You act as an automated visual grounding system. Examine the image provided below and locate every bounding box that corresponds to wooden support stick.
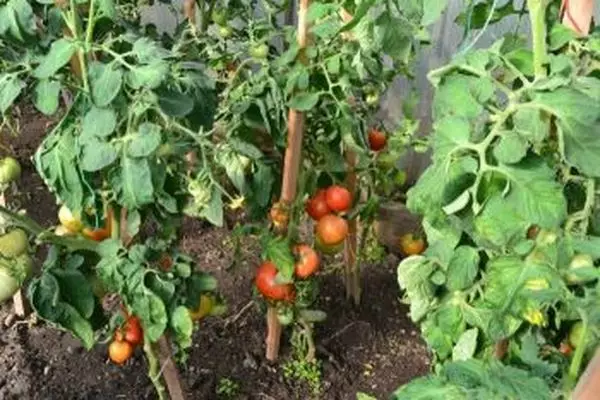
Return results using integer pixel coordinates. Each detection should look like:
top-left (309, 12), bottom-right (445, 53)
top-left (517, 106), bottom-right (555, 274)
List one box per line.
top-left (343, 151), bottom-right (360, 305)
top-left (265, 0), bottom-right (311, 362)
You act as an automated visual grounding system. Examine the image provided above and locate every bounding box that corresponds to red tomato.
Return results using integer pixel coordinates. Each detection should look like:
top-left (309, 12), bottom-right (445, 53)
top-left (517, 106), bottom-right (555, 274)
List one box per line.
top-left (109, 340), bottom-right (134, 365)
top-left (368, 129), bottom-right (387, 151)
top-left (294, 244), bottom-right (320, 279)
top-left (316, 214), bottom-right (349, 246)
top-left (399, 234), bottom-right (426, 256)
top-left (158, 253), bottom-right (173, 271)
top-left (325, 185), bottom-right (352, 213)
top-left (124, 316), bottom-right (143, 346)
top-left (255, 262), bottom-right (296, 302)
top-left (305, 190), bottom-right (330, 220)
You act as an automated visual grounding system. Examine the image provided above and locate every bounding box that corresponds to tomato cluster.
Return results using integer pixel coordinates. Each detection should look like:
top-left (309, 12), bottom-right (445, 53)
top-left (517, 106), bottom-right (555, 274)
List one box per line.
top-left (56, 205), bottom-right (112, 242)
top-left (109, 313), bottom-right (143, 365)
top-left (306, 185), bottom-right (352, 249)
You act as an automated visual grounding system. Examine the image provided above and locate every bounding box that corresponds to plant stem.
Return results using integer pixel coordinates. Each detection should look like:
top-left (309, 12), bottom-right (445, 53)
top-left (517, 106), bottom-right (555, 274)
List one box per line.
top-left (68, 0), bottom-right (90, 92)
top-left (565, 316), bottom-right (588, 392)
top-left (527, 0), bottom-right (548, 78)
top-left (144, 340), bottom-right (167, 400)
top-left (0, 205), bottom-right (100, 252)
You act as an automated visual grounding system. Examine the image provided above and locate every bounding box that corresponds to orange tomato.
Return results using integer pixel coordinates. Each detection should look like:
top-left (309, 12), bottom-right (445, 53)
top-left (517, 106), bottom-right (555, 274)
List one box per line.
top-left (108, 340), bottom-right (134, 365)
top-left (316, 214), bottom-right (349, 246)
top-left (325, 186), bottom-right (352, 213)
top-left (294, 244), bottom-right (320, 279)
top-left (399, 233), bottom-right (426, 256)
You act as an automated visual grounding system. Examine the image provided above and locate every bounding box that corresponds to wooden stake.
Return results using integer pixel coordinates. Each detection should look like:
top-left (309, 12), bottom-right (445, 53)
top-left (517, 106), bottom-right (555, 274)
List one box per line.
top-left (265, 0), bottom-right (311, 362)
top-left (119, 208), bottom-right (186, 399)
top-left (344, 151), bottom-right (360, 305)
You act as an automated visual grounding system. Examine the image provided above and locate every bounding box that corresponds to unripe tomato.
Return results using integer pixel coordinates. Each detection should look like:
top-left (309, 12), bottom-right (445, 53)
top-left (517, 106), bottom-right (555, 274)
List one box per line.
top-left (189, 294), bottom-right (213, 321)
top-left (123, 316), bottom-right (143, 346)
top-left (325, 185), bottom-right (352, 213)
top-left (0, 228), bottom-right (28, 257)
top-left (255, 262), bottom-right (295, 302)
top-left (250, 43), bottom-right (269, 59)
top-left (569, 322), bottom-right (587, 348)
top-left (82, 227), bottom-right (111, 241)
top-left (305, 190), bottom-right (330, 221)
top-left (566, 254), bottom-right (595, 285)
top-left (270, 201), bottom-right (289, 230)
top-left (315, 234), bottom-right (344, 255)
top-left (365, 93), bottom-right (380, 106)
top-left (277, 307), bottom-right (294, 325)
top-left (0, 267), bottom-right (20, 304)
top-left (294, 244), bottom-right (320, 279)
top-left (58, 205), bottom-right (83, 233)
top-left (219, 26), bottom-right (233, 38)
top-left (368, 129), bottom-right (387, 151)
top-left (211, 9), bottom-right (227, 26)
top-left (316, 214), bottom-right (349, 246)
top-left (108, 339), bottom-right (134, 365)
top-left (0, 157), bottom-right (21, 184)
top-left (399, 233), bottom-right (426, 256)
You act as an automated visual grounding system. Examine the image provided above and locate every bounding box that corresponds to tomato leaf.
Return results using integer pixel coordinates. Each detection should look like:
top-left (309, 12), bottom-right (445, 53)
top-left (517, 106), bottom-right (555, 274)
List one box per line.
top-left (33, 79), bottom-right (61, 116)
top-left (263, 236), bottom-right (294, 283)
top-left (288, 92), bottom-right (320, 111)
top-left (446, 247), bottom-right (479, 291)
top-left (126, 62), bottom-right (169, 89)
top-left (451, 328), bottom-right (478, 361)
top-left (33, 38), bottom-right (77, 79)
top-left (0, 74), bottom-right (24, 113)
top-left (170, 306), bottom-right (193, 351)
top-left (116, 156), bottom-right (154, 209)
top-left (132, 37), bottom-right (171, 63)
top-left (80, 138), bottom-right (118, 172)
top-left (200, 187), bottom-right (223, 227)
top-left (89, 62), bottom-right (123, 107)
top-left (156, 88), bottom-right (194, 117)
top-left (127, 122), bottom-right (162, 158)
top-left (82, 107), bottom-right (117, 139)
top-left (53, 269), bottom-right (95, 319)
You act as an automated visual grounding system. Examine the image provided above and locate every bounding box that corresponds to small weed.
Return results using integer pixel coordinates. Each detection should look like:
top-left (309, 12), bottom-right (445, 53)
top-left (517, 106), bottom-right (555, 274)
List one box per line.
top-left (283, 357), bottom-right (322, 395)
top-left (216, 377), bottom-right (240, 399)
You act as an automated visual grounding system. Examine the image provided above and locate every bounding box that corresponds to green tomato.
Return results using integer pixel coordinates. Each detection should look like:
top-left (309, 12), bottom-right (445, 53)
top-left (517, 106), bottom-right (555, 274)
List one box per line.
top-left (212, 9), bottom-right (227, 26)
top-left (0, 229), bottom-right (28, 257)
top-left (249, 44), bottom-right (269, 59)
top-left (277, 307), bottom-right (294, 326)
top-left (0, 157), bottom-right (21, 184)
top-left (0, 253), bottom-right (32, 303)
top-left (569, 322), bottom-right (588, 348)
top-left (218, 26), bottom-right (233, 39)
top-left (365, 93), bottom-right (380, 106)
top-left (566, 254), bottom-right (595, 284)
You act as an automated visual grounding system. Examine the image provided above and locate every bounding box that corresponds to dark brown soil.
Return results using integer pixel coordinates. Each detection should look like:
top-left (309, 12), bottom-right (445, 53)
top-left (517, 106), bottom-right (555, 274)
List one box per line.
top-left (0, 108), bottom-right (430, 400)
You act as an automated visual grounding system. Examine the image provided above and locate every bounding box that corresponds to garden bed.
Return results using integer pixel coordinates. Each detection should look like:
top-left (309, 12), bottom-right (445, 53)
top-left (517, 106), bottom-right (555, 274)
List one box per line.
top-left (0, 109), bottom-right (429, 399)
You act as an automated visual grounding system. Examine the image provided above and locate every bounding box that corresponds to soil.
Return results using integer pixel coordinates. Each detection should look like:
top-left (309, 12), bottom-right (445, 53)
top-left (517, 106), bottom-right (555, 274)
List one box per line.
top-left (0, 107), bottom-right (430, 400)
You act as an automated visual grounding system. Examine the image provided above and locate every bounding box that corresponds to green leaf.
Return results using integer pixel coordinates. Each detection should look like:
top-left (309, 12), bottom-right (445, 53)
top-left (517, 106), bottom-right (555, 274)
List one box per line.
top-left (200, 187), bottom-right (224, 227)
top-left (53, 269), bottom-right (95, 319)
top-left (452, 328), bottom-right (478, 361)
top-left (34, 80), bottom-right (61, 115)
top-left (398, 255), bottom-right (437, 322)
top-left (493, 131), bottom-right (528, 164)
top-left (33, 39), bottom-right (77, 79)
top-left (338, 0), bottom-right (376, 33)
top-left (126, 62), bottom-right (169, 89)
top-left (81, 138), bottom-right (118, 172)
top-left (171, 306), bottom-right (193, 351)
top-left (1, 0), bottom-right (36, 41)
top-left (97, 0), bottom-right (116, 19)
top-left (473, 195), bottom-right (529, 248)
top-left (263, 236), bottom-right (295, 283)
top-left (89, 62), bottom-right (123, 107)
top-left (127, 123), bottom-right (162, 158)
top-left (512, 108), bottom-right (548, 145)
top-left (422, 0), bottom-right (448, 25)
top-left (432, 117), bottom-right (472, 163)
top-left (29, 273), bottom-right (95, 349)
top-left (549, 24), bottom-right (576, 51)
top-left (132, 37), bottom-right (170, 63)
top-left (534, 87), bottom-right (600, 177)
top-left (433, 74), bottom-right (493, 122)
top-left (126, 209), bottom-right (141, 238)
top-left (81, 107), bottom-right (117, 139)
top-left (499, 157), bottom-right (567, 228)
top-left (131, 291), bottom-right (167, 342)
top-left (288, 92), bottom-right (320, 111)
top-left (119, 157), bottom-right (154, 208)
top-left (446, 246), bottom-right (479, 291)
top-left (0, 74), bottom-right (24, 113)
top-left (156, 88), bottom-right (194, 117)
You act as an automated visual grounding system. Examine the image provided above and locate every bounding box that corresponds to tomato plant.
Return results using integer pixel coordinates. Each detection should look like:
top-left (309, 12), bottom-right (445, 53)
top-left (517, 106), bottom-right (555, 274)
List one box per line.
top-left (396, 0), bottom-right (600, 396)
